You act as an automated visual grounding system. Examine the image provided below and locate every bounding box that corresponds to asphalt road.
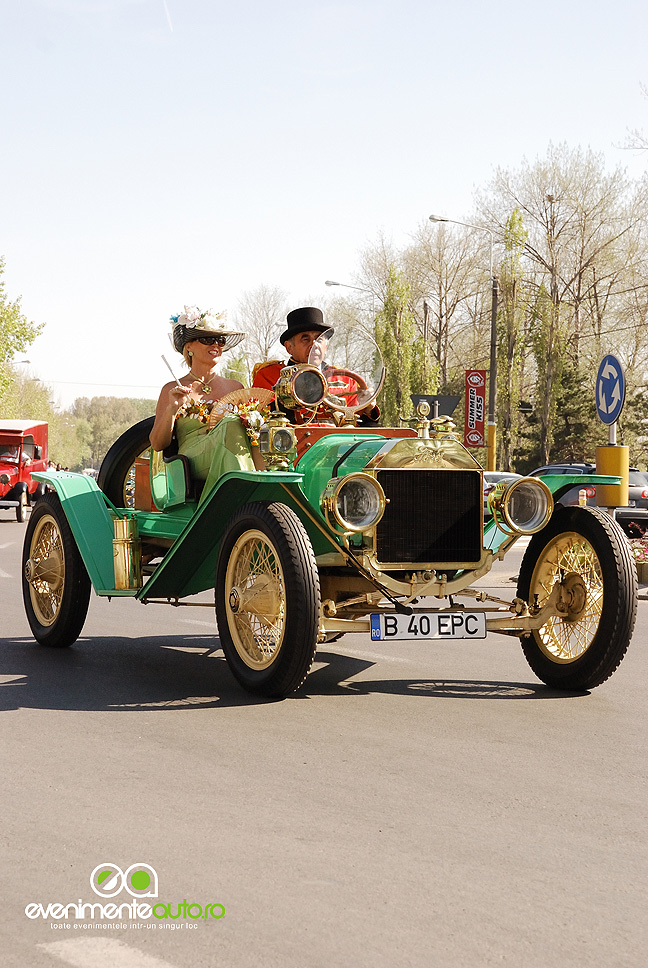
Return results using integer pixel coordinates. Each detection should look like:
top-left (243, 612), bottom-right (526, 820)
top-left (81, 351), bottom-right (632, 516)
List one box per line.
top-left (1, 513), bottom-right (646, 968)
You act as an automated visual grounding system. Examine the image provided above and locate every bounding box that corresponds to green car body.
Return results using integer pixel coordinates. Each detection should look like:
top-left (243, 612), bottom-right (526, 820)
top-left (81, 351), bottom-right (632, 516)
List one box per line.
top-left (22, 379), bottom-right (636, 698)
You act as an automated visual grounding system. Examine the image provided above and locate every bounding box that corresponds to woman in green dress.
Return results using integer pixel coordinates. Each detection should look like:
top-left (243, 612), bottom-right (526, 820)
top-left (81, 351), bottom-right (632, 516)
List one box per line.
top-left (150, 306), bottom-right (256, 499)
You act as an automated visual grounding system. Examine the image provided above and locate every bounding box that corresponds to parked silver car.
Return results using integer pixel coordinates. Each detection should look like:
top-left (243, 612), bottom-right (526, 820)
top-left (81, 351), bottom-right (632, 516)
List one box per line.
top-left (483, 471), bottom-right (523, 516)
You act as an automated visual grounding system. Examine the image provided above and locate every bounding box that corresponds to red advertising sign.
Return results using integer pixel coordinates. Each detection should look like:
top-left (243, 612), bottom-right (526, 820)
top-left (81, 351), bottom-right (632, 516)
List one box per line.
top-left (464, 370), bottom-right (486, 447)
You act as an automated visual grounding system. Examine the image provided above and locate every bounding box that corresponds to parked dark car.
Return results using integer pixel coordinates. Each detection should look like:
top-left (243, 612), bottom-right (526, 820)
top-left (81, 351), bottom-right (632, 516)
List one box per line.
top-left (529, 462), bottom-right (648, 535)
top-left (529, 462), bottom-right (598, 507)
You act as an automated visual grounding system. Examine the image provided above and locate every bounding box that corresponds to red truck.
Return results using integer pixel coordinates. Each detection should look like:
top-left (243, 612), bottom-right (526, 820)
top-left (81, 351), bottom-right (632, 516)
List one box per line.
top-left (0, 420), bottom-right (48, 521)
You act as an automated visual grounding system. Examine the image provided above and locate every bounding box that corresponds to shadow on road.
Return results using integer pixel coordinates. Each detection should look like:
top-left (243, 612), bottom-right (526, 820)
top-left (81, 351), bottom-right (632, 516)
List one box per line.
top-left (0, 633), bottom-right (588, 712)
top-left (305, 650), bottom-right (588, 699)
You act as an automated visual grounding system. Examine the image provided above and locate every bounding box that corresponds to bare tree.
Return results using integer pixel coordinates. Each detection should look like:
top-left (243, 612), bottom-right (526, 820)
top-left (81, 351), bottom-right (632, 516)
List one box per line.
top-left (233, 285), bottom-right (289, 380)
top-left (404, 221), bottom-right (487, 390)
top-left (478, 144), bottom-right (645, 462)
top-left (623, 83), bottom-right (648, 151)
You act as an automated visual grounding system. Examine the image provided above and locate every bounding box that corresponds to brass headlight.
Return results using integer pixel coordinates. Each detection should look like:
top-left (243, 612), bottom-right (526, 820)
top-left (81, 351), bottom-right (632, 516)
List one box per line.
top-left (258, 417), bottom-right (296, 468)
top-left (321, 473), bottom-right (386, 532)
top-left (489, 477), bottom-right (553, 535)
top-left (275, 364), bottom-right (327, 412)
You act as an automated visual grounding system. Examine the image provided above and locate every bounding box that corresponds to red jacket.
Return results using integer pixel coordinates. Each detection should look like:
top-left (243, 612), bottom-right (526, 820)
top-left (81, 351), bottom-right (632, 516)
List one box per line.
top-left (252, 359), bottom-right (380, 425)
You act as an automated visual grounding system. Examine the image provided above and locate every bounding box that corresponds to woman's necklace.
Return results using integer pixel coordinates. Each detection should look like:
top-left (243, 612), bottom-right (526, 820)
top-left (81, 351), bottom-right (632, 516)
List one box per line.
top-left (189, 370), bottom-right (215, 393)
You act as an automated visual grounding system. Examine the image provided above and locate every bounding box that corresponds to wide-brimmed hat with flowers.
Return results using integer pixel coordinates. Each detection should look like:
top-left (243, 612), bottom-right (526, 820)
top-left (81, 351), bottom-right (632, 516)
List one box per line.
top-left (171, 306), bottom-right (246, 354)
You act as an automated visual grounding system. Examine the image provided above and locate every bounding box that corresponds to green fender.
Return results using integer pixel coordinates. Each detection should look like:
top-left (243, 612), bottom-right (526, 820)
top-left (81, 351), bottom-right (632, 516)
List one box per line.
top-left (535, 473), bottom-right (621, 504)
top-left (137, 468), bottom-right (340, 601)
top-left (482, 472), bottom-right (622, 554)
top-left (31, 471), bottom-right (120, 594)
top-left (33, 469), bottom-right (344, 600)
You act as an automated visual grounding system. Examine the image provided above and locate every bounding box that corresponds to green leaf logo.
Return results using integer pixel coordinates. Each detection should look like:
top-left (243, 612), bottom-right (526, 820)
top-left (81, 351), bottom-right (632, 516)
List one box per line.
top-left (125, 864), bottom-right (158, 898)
top-left (90, 863), bottom-right (124, 897)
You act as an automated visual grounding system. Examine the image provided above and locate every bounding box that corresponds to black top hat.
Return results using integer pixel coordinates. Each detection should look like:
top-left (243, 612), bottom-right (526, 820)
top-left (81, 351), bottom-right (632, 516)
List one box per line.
top-left (280, 307), bottom-right (333, 345)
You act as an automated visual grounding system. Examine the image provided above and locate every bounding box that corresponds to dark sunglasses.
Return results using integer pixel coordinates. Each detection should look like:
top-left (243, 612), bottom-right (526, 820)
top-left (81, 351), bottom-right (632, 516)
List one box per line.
top-left (195, 335), bottom-right (227, 346)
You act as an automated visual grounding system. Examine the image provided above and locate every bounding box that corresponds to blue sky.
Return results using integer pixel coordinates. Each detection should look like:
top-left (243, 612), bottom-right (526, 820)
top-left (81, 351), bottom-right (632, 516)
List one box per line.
top-left (2, 0), bottom-right (647, 406)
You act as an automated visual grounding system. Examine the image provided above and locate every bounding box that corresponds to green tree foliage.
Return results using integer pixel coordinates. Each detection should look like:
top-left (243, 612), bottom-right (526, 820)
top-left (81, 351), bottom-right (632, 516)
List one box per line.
top-left (0, 257), bottom-right (44, 407)
top-left (0, 370), bottom-right (92, 470)
top-left (551, 362), bottom-right (600, 462)
top-left (48, 412), bottom-right (93, 471)
top-left (527, 284), bottom-right (569, 464)
top-left (71, 396), bottom-right (156, 468)
top-left (222, 352), bottom-right (248, 384)
top-left (479, 145), bottom-right (647, 465)
top-left (375, 268), bottom-right (419, 424)
top-left (496, 209), bottom-right (528, 470)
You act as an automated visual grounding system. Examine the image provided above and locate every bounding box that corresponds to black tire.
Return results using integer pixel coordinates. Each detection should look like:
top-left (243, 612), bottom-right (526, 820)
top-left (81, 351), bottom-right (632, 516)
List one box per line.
top-left (16, 490), bottom-right (27, 522)
top-left (97, 416), bottom-right (155, 508)
top-left (517, 505), bottom-right (637, 690)
top-left (215, 501), bottom-right (320, 697)
top-left (22, 492), bottom-right (91, 647)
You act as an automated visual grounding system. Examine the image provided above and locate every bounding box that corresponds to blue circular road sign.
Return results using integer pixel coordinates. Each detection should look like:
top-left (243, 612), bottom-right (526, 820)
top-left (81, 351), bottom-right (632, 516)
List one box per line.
top-left (595, 354), bottom-right (625, 425)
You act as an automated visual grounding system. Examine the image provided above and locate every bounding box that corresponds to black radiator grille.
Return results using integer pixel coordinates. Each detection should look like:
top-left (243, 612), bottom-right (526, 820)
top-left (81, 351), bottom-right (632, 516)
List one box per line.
top-left (375, 469), bottom-right (482, 564)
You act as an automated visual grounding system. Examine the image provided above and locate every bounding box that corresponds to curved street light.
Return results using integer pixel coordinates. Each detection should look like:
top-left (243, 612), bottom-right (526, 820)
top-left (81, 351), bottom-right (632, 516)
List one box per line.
top-left (324, 280), bottom-right (376, 320)
top-left (429, 215), bottom-right (499, 470)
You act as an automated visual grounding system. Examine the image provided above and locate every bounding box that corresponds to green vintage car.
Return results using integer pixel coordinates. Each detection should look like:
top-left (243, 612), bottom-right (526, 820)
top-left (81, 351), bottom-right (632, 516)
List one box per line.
top-left (21, 340), bottom-right (637, 697)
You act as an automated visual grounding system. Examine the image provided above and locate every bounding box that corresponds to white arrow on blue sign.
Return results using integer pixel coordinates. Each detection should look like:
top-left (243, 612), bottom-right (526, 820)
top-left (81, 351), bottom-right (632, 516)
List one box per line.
top-left (595, 354), bottom-right (625, 425)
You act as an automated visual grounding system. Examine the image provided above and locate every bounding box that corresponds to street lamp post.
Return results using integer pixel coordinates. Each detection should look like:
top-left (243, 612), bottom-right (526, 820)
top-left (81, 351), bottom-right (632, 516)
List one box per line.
top-left (429, 215), bottom-right (499, 471)
top-left (324, 280), bottom-right (376, 321)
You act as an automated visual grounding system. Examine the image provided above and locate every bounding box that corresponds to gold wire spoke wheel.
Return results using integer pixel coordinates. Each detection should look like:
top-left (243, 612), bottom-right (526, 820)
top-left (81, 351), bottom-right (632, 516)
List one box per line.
top-left (225, 529), bottom-right (286, 670)
top-left (216, 502), bottom-right (320, 697)
top-left (529, 531), bottom-right (603, 663)
top-left (518, 506), bottom-right (636, 690)
top-left (21, 492), bottom-right (92, 648)
top-left (25, 513), bottom-right (66, 626)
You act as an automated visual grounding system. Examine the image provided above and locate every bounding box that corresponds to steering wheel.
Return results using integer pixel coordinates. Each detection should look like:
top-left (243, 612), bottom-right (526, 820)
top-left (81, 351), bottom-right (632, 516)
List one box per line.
top-left (324, 367), bottom-right (368, 390)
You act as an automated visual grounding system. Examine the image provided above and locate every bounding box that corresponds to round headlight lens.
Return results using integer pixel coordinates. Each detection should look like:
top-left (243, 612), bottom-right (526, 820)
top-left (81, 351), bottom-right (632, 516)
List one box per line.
top-left (293, 368), bottom-right (326, 406)
top-left (272, 428), bottom-right (294, 453)
top-left (322, 473), bottom-right (386, 532)
top-left (503, 479), bottom-right (553, 534)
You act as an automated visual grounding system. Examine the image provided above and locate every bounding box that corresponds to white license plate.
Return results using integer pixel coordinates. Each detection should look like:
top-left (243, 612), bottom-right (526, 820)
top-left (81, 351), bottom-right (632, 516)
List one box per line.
top-left (370, 611), bottom-right (487, 641)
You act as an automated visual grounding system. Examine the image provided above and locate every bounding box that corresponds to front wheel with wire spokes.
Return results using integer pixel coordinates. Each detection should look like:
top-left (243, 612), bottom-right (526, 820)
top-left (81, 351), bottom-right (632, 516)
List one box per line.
top-left (215, 502), bottom-right (320, 697)
top-left (517, 505), bottom-right (637, 690)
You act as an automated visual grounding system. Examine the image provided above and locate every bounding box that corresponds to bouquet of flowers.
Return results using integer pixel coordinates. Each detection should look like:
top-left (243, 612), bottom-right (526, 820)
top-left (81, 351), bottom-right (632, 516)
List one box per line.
top-left (629, 536), bottom-right (648, 563)
top-left (176, 399), bottom-right (213, 424)
top-left (232, 399), bottom-right (272, 446)
top-left (208, 388), bottom-right (275, 445)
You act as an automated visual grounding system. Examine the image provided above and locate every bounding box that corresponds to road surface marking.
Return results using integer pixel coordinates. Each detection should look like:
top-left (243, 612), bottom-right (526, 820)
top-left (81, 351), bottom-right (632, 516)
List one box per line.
top-left (179, 617), bottom-right (216, 629)
top-left (39, 938), bottom-right (177, 968)
top-left (331, 646), bottom-right (414, 664)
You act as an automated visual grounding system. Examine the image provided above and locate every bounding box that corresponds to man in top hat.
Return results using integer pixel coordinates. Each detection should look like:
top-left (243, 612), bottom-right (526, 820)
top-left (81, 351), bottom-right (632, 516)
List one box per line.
top-left (252, 307), bottom-right (329, 390)
top-left (252, 307), bottom-right (380, 424)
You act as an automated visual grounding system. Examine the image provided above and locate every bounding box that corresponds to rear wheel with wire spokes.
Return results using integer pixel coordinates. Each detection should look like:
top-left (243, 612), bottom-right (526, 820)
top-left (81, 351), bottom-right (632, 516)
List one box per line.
top-left (22, 492), bottom-right (91, 647)
top-left (215, 502), bottom-right (320, 697)
top-left (517, 505), bottom-right (636, 690)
